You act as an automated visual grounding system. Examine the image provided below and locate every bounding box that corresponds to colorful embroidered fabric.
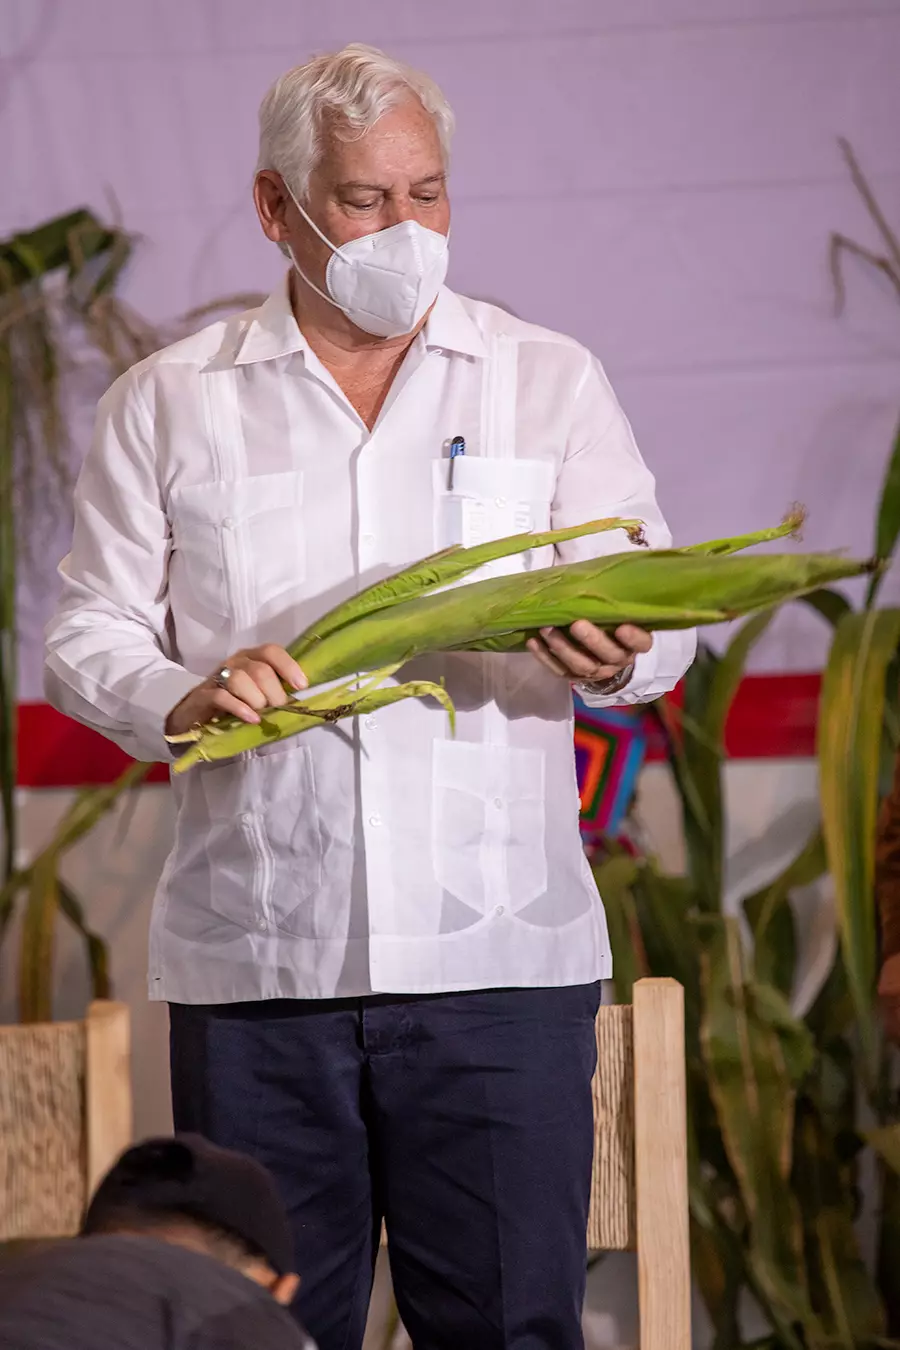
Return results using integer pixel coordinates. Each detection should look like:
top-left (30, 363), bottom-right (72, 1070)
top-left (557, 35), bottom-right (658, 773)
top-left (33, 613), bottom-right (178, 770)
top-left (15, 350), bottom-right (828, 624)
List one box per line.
top-left (573, 696), bottom-right (649, 844)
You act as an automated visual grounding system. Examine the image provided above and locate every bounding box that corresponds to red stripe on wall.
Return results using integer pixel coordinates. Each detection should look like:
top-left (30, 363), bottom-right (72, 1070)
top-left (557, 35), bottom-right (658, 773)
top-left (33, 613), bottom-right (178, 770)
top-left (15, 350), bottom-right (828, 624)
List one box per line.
top-left (17, 672), bottom-right (822, 789)
top-left (18, 704), bottom-right (170, 788)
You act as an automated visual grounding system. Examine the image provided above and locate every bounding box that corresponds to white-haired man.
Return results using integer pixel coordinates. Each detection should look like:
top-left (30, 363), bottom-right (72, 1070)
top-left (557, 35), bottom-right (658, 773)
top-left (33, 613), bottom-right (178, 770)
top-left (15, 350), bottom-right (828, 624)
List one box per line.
top-left (45, 44), bottom-right (695, 1350)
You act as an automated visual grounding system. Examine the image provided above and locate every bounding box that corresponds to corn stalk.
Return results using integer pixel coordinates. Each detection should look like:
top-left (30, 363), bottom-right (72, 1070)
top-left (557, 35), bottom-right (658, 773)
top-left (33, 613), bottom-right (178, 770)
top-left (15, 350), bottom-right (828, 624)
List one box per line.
top-left (594, 615), bottom-right (896, 1346)
top-left (592, 322), bottom-right (900, 1342)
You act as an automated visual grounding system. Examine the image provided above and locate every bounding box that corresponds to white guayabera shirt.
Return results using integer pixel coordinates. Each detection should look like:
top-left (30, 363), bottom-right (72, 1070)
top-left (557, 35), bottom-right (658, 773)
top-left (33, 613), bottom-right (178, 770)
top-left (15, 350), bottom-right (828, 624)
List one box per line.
top-left (45, 281), bottom-right (696, 1003)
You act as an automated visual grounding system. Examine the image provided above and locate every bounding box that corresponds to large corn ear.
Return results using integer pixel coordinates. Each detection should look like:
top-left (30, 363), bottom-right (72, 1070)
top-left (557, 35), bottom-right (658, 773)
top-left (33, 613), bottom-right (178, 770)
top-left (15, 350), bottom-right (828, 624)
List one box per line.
top-left (295, 551), bottom-right (872, 692)
top-left (174, 537), bottom-right (874, 771)
top-left (290, 515), bottom-right (643, 660)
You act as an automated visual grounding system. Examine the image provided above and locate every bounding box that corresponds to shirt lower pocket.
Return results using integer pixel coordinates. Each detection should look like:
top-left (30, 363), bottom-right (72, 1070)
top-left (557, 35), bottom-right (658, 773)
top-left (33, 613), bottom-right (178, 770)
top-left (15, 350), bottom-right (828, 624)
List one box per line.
top-left (198, 741), bottom-right (324, 933)
top-left (431, 739), bottom-right (547, 915)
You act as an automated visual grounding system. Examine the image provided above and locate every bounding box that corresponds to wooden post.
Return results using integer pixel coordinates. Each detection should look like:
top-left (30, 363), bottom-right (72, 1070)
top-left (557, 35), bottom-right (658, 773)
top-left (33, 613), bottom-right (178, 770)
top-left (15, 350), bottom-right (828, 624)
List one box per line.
top-left (589, 1003), bottom-right (635, 1251)
top-left (85, 1000), bottom-right (132, 1196)
top-left (633, 978), bottom-right (691, 1350)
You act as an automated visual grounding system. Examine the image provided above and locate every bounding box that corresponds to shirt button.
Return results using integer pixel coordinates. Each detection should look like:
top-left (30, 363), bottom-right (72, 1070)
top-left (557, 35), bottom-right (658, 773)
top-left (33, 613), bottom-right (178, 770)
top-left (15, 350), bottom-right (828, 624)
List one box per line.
top-left (368, 813), bottom-right (382, 827)
top-left (361, 533), bottom-right (375, 546)
top-left (240, 812), bottom-right (254, 826)
top-left (493, 797), bottom-right (503, 809)
top-left (364, 718), bottom-right (377, 730)
top-left (222, 517), bottom-right (236, 530)
top-left (257, 917), bottom-right (267, 931)
top-left (495, 905), bottom-right (505, 917)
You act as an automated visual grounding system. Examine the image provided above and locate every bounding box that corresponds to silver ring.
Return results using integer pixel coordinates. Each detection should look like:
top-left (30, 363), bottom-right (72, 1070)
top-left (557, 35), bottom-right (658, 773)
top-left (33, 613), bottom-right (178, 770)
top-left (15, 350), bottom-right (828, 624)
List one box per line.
top-left (213, 665), bottom-right (232, 690)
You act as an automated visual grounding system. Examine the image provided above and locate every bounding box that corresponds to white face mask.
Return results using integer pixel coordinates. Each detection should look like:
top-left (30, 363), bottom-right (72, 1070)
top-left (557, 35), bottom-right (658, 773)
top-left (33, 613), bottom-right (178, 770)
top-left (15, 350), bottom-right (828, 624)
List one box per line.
top-left (284, 190), bottom-right (449, 339)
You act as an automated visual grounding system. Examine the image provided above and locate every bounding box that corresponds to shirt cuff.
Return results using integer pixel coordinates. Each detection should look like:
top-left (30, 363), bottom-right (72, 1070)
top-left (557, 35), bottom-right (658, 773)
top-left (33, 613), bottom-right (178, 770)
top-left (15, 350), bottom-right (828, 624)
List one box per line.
top-left (127, 665), bottom-right (205, 762)
top-left (576, 629), bottom-right (697, 708)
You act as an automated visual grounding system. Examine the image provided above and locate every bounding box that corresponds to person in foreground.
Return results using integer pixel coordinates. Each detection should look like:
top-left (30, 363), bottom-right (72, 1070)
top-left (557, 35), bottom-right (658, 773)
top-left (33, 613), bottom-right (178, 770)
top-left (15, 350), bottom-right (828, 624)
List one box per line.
top-left (44, 42), bottom-right (696, 1350)
top-left (0, 1135), bottom-right (314, 1350)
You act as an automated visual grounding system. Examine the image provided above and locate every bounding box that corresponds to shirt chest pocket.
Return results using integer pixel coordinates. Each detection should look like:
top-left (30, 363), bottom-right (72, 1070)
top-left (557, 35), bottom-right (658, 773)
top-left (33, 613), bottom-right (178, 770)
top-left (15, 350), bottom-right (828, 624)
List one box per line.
top-left (169, 472), bottom-right (306, 628)
top-left (433, 456), bottom-right (555, 580)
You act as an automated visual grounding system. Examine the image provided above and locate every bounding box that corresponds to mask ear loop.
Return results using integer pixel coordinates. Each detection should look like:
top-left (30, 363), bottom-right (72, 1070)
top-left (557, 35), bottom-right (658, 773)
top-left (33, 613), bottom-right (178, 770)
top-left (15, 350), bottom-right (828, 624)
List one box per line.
top-left (281, 182), bottom-right (352, 316)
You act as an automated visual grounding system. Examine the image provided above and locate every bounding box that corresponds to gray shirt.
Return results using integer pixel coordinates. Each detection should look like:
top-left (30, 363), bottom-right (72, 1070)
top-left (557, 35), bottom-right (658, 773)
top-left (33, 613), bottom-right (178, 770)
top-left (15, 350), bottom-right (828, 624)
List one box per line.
top-left (0, 1234), bottom-right (315, 1350)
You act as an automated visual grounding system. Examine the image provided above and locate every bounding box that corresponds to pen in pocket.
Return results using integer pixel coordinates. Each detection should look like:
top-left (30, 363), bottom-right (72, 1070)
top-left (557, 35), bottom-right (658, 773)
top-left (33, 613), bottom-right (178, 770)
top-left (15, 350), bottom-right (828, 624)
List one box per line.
top-left (447, 435), bottom-right (466, 490)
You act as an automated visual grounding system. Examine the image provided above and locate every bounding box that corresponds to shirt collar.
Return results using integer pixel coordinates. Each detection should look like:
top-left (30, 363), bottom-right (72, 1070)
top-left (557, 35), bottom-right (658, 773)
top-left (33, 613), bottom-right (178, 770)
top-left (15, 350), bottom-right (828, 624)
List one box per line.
top-left (421, 287), bottom-right (488, 359)
top-left (233, 275), bottom-right (309, 366)
top-left (232, 276), bottom-right (487, 367)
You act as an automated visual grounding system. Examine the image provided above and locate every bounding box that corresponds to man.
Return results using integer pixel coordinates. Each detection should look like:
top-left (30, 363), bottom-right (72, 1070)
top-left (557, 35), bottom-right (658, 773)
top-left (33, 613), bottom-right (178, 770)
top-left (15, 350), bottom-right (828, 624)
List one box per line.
top-left (45, 42), bottom-right (695, 1350)
top-left (0, 1135), bottom-right (313, 1349)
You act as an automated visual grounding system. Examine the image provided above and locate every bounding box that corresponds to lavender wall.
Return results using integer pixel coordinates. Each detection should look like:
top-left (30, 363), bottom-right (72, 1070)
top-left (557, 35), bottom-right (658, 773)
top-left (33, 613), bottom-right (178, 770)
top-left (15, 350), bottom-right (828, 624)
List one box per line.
top-left (5, 0), bottom-right (900, 695)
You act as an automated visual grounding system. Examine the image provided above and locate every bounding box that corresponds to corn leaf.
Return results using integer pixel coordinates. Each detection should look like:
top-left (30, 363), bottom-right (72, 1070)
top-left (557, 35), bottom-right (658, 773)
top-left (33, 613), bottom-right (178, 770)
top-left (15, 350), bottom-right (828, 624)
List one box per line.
top-left (700, 915), bottom-right (816, 1339)
top-left (57, 879), bottom-right (110, 1001)
top-left (802, 587), bottom-right (853, 629)
top-left (48, 760), bottom-right (152, 853)
top-left (9, 763), bottom-right (145, 1015)
top-left (794, 1103), bottom-right (885, 1349)
top-left (743, 829), bottom-right (826, 995)
top-left (589, 853), bottom-right (644, 1002)
top-left (175, 672), bottom-right (452, 770)
top-left (18, 851), bottom-right (60, 1023)
top-left (631, 868), bottom-right (701, 1024)
top-left (867, 1124), bottom-right (900, 1175)
top-left (691, 1215), bottom-right (746, 1350)
top-left (748, 982), bottom-right (816, 1083)
top-left (679, 506), bottom-right (805, 557)
top-left (653, 651), bottom-right (720, 907)
top-left (662, 613), bottom-right (774, 912)
top-left (877, 1163), bottom-right (900, 1335)
top-left (868, 412), bottom-right (900, 608)
top-left (805, 954), bottom-right (855, 1047)
top-left (818, 607), bottom-right (900, 1084)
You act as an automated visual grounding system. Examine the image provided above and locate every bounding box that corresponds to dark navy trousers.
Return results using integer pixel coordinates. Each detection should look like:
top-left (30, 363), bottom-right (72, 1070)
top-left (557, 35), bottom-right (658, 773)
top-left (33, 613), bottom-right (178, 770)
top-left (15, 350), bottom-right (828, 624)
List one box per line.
top-left (169, 983), bottom-right (601, 1350)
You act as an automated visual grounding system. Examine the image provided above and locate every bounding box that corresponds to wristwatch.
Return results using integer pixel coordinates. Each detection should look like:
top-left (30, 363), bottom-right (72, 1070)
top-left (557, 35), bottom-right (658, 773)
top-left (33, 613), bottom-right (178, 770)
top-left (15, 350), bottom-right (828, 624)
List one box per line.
top-left (575, 664), bottom-right (634, 697)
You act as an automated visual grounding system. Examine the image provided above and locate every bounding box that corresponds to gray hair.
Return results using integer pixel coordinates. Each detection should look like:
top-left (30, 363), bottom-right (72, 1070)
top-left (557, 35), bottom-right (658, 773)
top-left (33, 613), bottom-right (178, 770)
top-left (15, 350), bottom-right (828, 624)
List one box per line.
top-left (256, 43), bottom-right (455, 201)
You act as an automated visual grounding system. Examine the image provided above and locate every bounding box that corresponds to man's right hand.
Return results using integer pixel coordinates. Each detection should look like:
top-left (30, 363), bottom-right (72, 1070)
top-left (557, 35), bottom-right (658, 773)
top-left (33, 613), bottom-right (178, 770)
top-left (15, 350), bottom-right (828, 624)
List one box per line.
top-left (165, 644), bottom-right (308, 738)
top-left (879, 951), bottom-right (900, 1043)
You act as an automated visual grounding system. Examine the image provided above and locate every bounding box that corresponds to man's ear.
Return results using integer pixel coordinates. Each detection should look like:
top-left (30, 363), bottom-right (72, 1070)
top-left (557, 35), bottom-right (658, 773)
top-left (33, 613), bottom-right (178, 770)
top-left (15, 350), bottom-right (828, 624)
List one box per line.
top-left (271, 1272), bottom-right (301, 1306)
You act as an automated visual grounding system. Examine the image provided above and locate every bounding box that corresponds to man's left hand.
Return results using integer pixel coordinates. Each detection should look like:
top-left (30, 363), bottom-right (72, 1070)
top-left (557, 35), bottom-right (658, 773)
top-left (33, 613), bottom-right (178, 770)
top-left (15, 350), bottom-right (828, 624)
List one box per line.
top-left (526, 621), bottom-right (652, 684)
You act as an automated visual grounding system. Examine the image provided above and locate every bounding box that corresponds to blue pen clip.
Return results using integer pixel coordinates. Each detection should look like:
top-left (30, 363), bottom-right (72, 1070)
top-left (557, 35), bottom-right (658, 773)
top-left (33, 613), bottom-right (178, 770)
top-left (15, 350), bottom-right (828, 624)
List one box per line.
top-left (448, 435), bottom-right (466, 490)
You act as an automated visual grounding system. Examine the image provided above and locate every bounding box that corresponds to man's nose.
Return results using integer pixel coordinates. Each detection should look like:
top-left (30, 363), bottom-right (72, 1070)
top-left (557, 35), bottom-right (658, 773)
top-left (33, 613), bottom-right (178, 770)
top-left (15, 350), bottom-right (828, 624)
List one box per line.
top-left (385, 194), bottom-right (416, 226)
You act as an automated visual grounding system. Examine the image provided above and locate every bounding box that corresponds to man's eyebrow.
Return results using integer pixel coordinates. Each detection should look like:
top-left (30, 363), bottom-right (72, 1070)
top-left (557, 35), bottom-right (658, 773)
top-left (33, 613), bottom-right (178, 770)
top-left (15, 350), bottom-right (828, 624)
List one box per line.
top-left (335, 173), bottom-right (446, 192)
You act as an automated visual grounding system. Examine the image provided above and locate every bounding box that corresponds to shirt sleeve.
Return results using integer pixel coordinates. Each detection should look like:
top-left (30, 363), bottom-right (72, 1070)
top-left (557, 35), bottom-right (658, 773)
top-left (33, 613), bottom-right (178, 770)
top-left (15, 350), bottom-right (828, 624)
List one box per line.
top-left (44, 370), bottom-right (200, 763)
top-left (551, 351), bottom-right (696, 707)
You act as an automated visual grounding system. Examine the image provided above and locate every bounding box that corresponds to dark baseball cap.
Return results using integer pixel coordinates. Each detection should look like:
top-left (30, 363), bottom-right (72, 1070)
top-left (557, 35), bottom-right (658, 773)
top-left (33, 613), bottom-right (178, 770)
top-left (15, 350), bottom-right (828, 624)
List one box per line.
top-left (82, 1134), bottom-right (294, 1276)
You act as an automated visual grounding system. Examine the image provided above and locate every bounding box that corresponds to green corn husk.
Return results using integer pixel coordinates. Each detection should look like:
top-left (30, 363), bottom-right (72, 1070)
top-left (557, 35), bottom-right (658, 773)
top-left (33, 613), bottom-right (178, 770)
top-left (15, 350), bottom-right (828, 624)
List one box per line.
top-left (172, 665), bottom-right (454, 768)
top-left (292, 549), bottom-right (871, 682)
top-left (171, 514), bottom-right (874, 773)
top-left (289, 514), bottom-right (645, 660)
